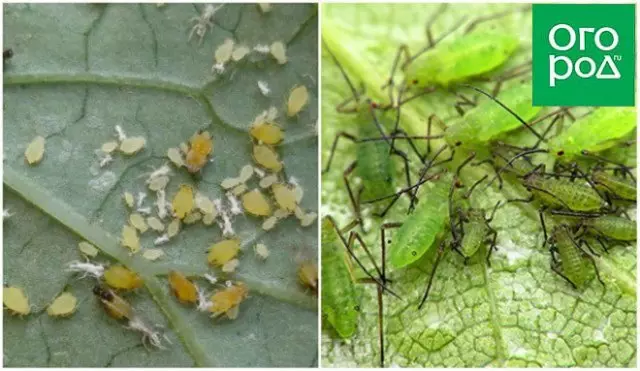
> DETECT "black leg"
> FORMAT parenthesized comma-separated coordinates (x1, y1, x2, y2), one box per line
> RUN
(323, 132, 357, 173)
(418, 240, 447, 310)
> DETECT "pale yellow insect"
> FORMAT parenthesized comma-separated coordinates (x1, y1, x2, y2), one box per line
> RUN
(231, 45, 250, 61)
(298, 262, 318, 293)
(270, 41, 287, 64)
(25, 136, 45, 165)
(121, 225, 140, 253)
(147, 217, 165, 232)
(119, 136, 146, 155)
(167, 147, 184, 168)
(231, 183, 248, 196)
(259, 174, 278, 188)
(254, 243, 269, 260)
(142, 249, 165, 261)
(272, 183, 298, 212)
(185, 131, 213, 173)
(221, 177, 241, 189)
(300, 212, 318, 227)
(241, 189, 272, 216)
(78, 241, 99, 257)
(47, 292, 77, 317)
(167, 218, 181, 238)
(222, 258, 240, 273)
(123, 192, 135, 208)
(274, 208, 290, 218)
(209, 282, 249, 319)
(168, 271, 198, 304)
(249, 122, 284, 145)
(101, 141, 119, 153)
(202, 213, 216, 226)
(3, 286, 30, 315)
(195, 192, 216, 215)
(215, 38, 235, 64)
(104, 265, 143, 290)
(129, 213, 148, 233)
(239, 165, 254, 183)
(172, 184, 194, 219)
(208, 239, 240, 266)
(287, 85, 308, 117)
(148, 176, 170, 192)
(252, 144, 282, 172)
(262, 216, 278, 231)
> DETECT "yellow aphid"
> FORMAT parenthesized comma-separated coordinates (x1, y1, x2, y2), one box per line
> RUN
(167, 147, 184, 168)
(287, 85, 308, 117)
(179, 142, 190, 154)
(3, 286, 30, 315)
(202, 213, 216, 226)
(239, 165, 254, 183)
(301, 212, 317, 227)
(104, 265, 143, 290)
(25, 136, 45, 165)
(221, 177, 241, 189)
(119, 136, 146, 155)
(274, 208, 290, 218)
(215, 38, 235, 63)
(121, 225, 140, 253)
(172, 184, 194, 219)
(254, 243, 269, 260)
(222, 258, 240, 273)
(186, 131, 213, 173)
(101, 141, 119, 153)
(231, 45, 250, 61)
(242, 189, 272, 216)
(147, 217, 164, 232)
(78, 241, 99, 257)
(270, 41, 287, 64)
(294, 185, 304, 203)
(167, 218, 181, 238)
(129, 213, 148, 233)
(47, 292, 77, 317)
(93, 285, 134, 320)
(262, 216, 278, 231)
(168, 271, 198, 304)
(252, 144, 282, 172)
(195, 192, 215, 215)
(148, 175, 169, 191)
(298, 262, 318, 292)
(184, 211, 202, 224)
(259, 174, 278, 188)
(231, 183, 248, 196)
(123, 192, 135, 208)
(258, 3, 271, 13)
(142, 249, 165, 261)
(250, 122, 284, 145)
(209, 282, 248, 319)
(272, 183, 298, 212)
(208, 239, 241, 266)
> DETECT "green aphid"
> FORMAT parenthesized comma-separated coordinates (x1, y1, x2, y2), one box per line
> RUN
(523, 172, 607, 212)
(389, 173, 452, 269)
(547, 226, 602, 290)
(321, 217, 359, 339)
(582, 215, 636, 242)
(591, 169, 636, 202)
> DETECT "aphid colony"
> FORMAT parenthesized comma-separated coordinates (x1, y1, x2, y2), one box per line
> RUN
(321, 5, 636, 367)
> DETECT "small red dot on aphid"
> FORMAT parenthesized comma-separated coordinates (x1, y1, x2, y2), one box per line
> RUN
(412, 79, 418, 85)
(371, 102, 378, 108)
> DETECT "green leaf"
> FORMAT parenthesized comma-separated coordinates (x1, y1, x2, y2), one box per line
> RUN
(4, 3, 318, 367)
(321, 4, 636, 367)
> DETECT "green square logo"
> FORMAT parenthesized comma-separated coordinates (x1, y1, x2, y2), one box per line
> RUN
(533, 4, 635, 106)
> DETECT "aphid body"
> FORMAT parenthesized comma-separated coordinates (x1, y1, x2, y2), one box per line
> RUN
(93, 285, 135, 320)
(548, 226, 593, 289)
(47, 292, 77, 317)
(168, 271, 198, 304)
(592, 170, 636, 201)
(185, 131, 213, 173)
(209, 282, 248, 319)
(524, 173, 606, 212)
(321, 217, 358, 338)
(298, 261, 318, 292)
(104, 265, 143, 290)
(583, 215, 636, 242)
(172, 184, 195, 219)
(3, 286, 30, 315)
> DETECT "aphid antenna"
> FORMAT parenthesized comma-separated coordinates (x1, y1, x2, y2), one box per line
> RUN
(361, 171, 443, 204)
(417, 240, 447, 310)
(483, 148, 548, 190)
(460, 84, 545, 141)
(407, 144, 453, 210)
(321, 38, 362, 107)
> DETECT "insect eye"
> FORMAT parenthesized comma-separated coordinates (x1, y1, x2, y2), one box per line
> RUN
(412, 79, 418, 85)
(354, 305, 360, 312)
(455, 141, 462, 146)
(557, 150, 565, 156)
(371, 102, 378, 109)
(411, 251, 417, 256)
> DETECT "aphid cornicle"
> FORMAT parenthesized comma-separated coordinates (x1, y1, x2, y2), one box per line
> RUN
(185, 130, 213, 173)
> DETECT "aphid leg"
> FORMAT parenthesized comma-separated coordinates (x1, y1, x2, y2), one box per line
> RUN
(549, 254, 578, 289)
(487, 60, 533, 97)
(382, 44, 412, 100)
(463, 175, 488, 199)
(485, 201, 502, 223)
(349, 232, 384, 280)
(474, 157, 505, 189)
(453, 93, 478, 117)
(418, 240, 447, 310)
(405, 13, 467, 69)
(485, 228, 498, 267)
(342, 161, 364, 229)
(582, 150, 637, 182)
(594, 235, 610, 253)
(578, 239, 600, 258)
(323, 132, 357, 173)
(538, 209, 549, 248)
